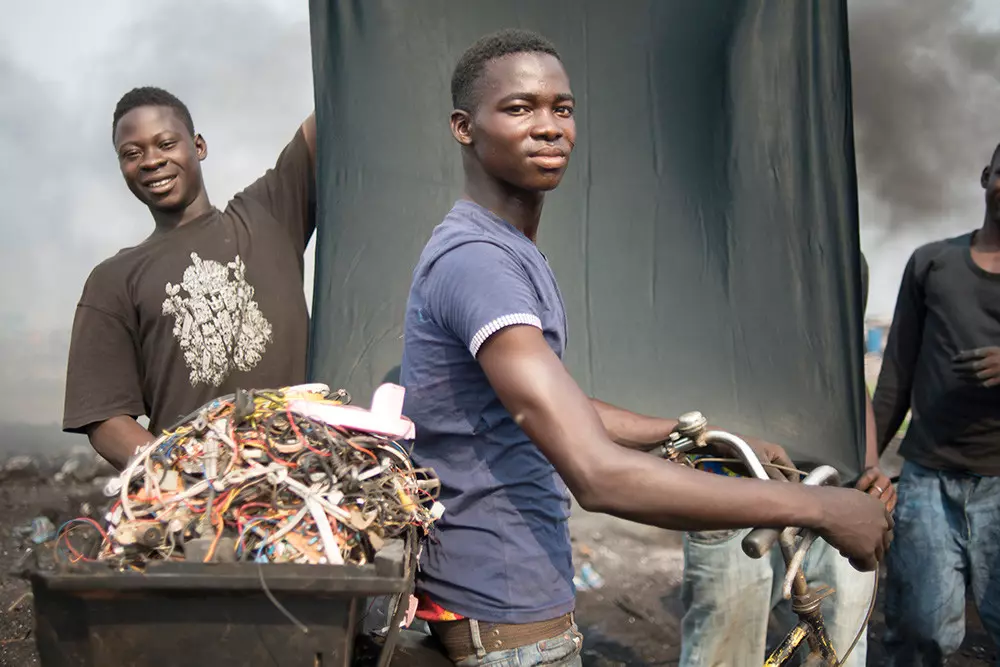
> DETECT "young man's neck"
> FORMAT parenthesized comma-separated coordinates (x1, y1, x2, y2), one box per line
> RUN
(976, 212, 1000, 250)
(150, 192, 213, 233)
(463, 172, 544, 242)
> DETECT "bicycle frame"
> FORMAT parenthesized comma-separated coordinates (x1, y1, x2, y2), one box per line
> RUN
(660, 412, 843, 667)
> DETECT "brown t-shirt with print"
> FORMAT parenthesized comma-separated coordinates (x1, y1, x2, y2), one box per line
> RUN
(63, 128, 314, 436)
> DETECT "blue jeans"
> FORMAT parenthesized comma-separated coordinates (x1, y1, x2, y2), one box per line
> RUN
(452, 624, 583, 667)
(680, 528, 873, 666)
(883, 460, 1000, 667)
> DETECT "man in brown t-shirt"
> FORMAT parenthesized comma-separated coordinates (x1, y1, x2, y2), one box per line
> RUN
(63, 86, 316, 469)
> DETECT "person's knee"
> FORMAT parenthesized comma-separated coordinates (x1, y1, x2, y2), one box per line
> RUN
(888, 578, 965, 653)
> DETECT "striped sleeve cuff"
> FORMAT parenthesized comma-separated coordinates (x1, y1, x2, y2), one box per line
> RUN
(469, 313, 543, 357)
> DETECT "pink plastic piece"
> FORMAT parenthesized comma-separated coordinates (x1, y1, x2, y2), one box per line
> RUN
(288, 383, 416, 440)
(403, 594, 419, 628)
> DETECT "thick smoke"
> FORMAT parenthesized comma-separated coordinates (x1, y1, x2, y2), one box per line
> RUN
(849, 0, 1000, 226)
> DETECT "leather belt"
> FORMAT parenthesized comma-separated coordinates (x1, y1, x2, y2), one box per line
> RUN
(430, 612, 574, 662)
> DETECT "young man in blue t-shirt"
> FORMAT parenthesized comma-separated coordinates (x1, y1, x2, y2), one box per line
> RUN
(400, 29, 893, 667)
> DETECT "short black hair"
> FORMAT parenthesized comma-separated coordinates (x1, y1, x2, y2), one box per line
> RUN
(451, 29, 561, 112)
(112, 87, 195, 140)
(990, 143, 1000, 168)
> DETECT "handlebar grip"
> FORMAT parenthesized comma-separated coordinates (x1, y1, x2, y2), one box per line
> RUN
(742, 528, 781, 559)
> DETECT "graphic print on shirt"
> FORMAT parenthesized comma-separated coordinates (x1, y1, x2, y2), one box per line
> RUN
(162, 252, 273, 387)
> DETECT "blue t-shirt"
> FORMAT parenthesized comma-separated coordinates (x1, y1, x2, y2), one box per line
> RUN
(400, 199, 574, 624)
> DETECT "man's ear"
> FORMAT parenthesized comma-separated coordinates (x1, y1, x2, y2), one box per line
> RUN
(194, 133, 208, 162)
(450, 110, 473, 146)
(982, 165, 990, 189)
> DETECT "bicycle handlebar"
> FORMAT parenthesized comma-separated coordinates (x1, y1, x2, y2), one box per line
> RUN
(661, 413, 867, 664)
(742, 465, 841, 558)
(659, 411, 841, 570)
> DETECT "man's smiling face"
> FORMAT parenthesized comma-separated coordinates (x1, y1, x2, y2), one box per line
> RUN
(114, 105, 207, 213)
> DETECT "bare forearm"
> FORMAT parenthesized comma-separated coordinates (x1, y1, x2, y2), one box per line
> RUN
(86, 416, 154, 471)
(864, 392, 879, 468)
(589, 398, 677, 450)
(521, 399, 825, 531)
(478, 327, 890, 568)
(583, 449, 825, 532)
(483, 341, 820, 531)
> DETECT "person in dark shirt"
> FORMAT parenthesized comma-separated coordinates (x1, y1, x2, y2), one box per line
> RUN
(62, 87, 316, 469)
(400, 28, 892, 667)
(873, 144, 1000, 666)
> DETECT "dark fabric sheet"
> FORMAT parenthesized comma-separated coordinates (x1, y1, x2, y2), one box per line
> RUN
(307, 0, 867, 478)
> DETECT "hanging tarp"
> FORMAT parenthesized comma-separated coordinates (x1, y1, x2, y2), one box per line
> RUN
(307, 0, 867, 479)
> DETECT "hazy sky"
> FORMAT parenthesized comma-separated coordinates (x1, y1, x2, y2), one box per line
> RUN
(2, 0, 999, 428)
(1, 1, 314, 427)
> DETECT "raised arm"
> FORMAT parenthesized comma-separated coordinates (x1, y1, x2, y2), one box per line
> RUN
(873, 254, 925, 454)
(236, 113, 317, 254)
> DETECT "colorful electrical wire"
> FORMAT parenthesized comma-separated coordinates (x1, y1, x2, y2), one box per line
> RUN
(57, 385, 442, 570)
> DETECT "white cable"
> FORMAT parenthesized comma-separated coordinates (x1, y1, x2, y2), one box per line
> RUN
(276, 473, 353, 524)
(357, 460, 391, 482)
(203, 436, 219, 480)
(307, 498, 344, 565)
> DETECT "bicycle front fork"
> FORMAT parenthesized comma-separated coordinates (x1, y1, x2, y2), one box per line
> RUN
(764, 532, 838, 667)
(763, 581, 838, 666)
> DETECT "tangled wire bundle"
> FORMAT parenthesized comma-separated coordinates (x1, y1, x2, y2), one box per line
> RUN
(57, 384, 442, 570)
